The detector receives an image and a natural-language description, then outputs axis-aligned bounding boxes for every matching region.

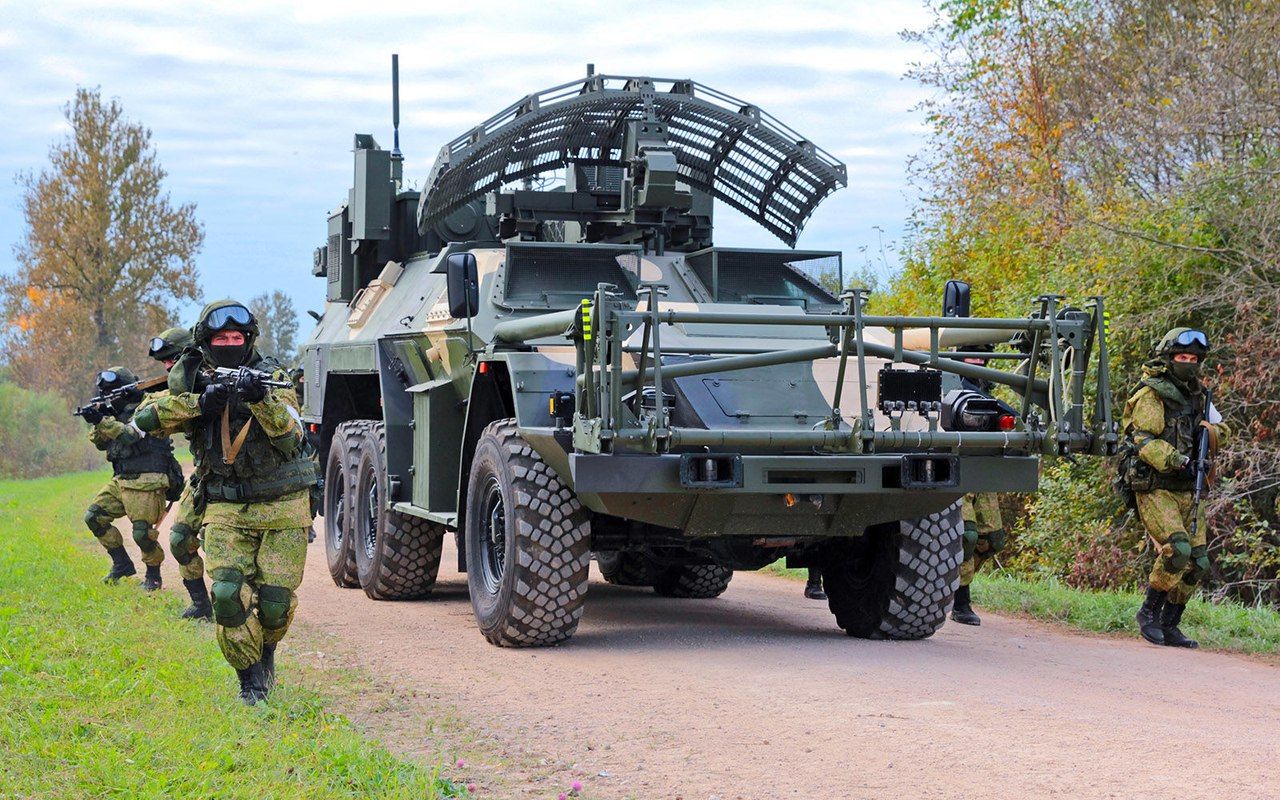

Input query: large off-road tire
[465,420,590,647]
[820,501,964,640]
[652,564,733,598]
[351,421,445,600]
[595,550,657,587]
[322,423,360,588]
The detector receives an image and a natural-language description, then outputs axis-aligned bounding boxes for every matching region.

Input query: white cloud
[0,0,935,324]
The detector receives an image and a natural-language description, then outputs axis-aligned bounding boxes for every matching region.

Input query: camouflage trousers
[204,524,308,670]
[1136,488,1207,605]
[168,483,205,582]
[959,492,1006,587]
[84,474,169,567]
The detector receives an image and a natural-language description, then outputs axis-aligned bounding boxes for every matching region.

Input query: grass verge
[0,469,462,799]
[761,559,1280,654]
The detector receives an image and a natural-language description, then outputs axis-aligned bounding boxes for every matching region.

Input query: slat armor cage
[417,74,849,247]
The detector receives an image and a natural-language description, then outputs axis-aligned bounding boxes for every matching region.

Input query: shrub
[0,380,98,478]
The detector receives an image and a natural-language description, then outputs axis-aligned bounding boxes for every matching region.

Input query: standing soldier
[149,327,212,620]
[135,301,317,703]
[1122,328,1228,648]
[81,367,178,589]
[951,493,1006,625]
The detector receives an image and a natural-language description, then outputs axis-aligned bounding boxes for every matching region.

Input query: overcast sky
[0,0,934,327]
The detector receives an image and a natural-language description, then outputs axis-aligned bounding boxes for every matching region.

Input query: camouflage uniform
[83,367,178,588]
[149,325,211,619]
[136,300,317,703]
[1122,327,1229,648]
[951,493,1006,625]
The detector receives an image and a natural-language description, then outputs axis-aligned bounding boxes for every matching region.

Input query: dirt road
[161,522,1280,799]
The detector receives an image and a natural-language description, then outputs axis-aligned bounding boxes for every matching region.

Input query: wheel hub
[362,472,378,559]
[478,476,507,594]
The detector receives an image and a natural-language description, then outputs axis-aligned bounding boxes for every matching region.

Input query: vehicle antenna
[391,53,403,188]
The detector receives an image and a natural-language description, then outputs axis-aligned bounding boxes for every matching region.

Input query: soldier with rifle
[78,367,182,589]
[148,327,212,620]
[134,301,318,704]
[1121,327,1228,648]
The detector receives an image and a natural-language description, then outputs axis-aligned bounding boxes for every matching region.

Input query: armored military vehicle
[302,59,1116,646]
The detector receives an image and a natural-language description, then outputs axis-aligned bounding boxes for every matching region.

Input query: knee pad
[962,523,978,560]
[210,568,248,626]
[131,520,158,552]
[984,529,1008,554]
[1182,545,1209,586]
[1162,533,1192,573]
[84,505,112,537]
[169,523,197,565]
[257,585,293,630]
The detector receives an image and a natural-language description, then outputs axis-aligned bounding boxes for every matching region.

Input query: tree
[248,290,300,364]
[1,88,203,401]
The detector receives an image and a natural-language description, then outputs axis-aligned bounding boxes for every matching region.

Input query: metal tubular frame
[508,285,1118,457]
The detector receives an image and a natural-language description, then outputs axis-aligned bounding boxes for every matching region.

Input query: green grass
[970,572,1280,654]
[0,469,462,799]
[761,559,1280,654]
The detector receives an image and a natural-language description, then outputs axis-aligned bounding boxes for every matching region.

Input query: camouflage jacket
[1121,363,1230,491]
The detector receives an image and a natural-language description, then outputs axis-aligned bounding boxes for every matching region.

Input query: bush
[0,380,97,478]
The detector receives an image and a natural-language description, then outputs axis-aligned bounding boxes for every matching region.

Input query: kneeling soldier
[1122,327,1229,648]
[135,301,317,703]
[81,367,178,589]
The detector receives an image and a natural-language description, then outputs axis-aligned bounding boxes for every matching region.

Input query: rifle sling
[221,403,255,465]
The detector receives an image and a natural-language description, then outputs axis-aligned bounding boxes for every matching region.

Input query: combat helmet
[149,326,194,363]
[1153,327,1209,357]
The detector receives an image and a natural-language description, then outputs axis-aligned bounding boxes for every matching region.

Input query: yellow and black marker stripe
[580,298,593,341]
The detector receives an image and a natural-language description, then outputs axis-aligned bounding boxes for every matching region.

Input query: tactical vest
[190,356,319,504]
[1124,375,1203,492]
[107,404,178,478]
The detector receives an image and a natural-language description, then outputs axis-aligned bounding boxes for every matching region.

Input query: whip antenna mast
[391,53,403,188]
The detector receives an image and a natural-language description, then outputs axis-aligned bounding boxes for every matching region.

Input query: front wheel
[322,423,360,588]
[465,420,590,647]
[820,501,963,640]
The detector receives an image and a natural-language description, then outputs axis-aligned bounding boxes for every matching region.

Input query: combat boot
[804,570,826,601]
[951,584,981,626]
[142,564,162,592]
[103,546,136,584]
[236,662,270,705]
[1136,587,1166,645]
[262,642,277,688]
[1159,602,1199,649]
[181,579,212,620]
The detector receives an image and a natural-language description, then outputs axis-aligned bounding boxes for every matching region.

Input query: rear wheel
[595,551,657,587]
[322,423,359,588]
[820,501,963,640]
[465,420,590,647]
[351,421,445,600]
[652,564,733,598]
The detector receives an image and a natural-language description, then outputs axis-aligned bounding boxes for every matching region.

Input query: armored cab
[302,61,1117,646]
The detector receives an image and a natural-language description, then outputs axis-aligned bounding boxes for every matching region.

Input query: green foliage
[0,380,97,479]
[0,470,459,799]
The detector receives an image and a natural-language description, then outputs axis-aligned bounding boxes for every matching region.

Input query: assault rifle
[1188,388,1215,543]
[73,375,167,418]
[208,366,292,390]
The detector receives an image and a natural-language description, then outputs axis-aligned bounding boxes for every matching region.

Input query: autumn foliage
[895,0,1280,603]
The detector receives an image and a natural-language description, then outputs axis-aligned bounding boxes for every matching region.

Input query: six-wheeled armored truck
[302,62,1117,646]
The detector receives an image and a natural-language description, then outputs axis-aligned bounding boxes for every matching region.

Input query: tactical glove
[235,370,268,403]
[81,406,105,425]
[199,382,232,417]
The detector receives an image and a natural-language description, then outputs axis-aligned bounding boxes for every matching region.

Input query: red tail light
[997,414,1017,432]
[478,361,489,374]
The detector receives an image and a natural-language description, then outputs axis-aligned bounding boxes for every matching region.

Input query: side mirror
[446,252,479,319]
[942,279,971,318]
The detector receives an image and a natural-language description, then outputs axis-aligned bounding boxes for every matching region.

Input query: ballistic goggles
[1173,329,1209,349]
[204,304,254,331]
[97,370,118,386]
[148,337,171,357]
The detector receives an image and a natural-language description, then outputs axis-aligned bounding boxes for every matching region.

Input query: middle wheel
[351,420,445,600]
